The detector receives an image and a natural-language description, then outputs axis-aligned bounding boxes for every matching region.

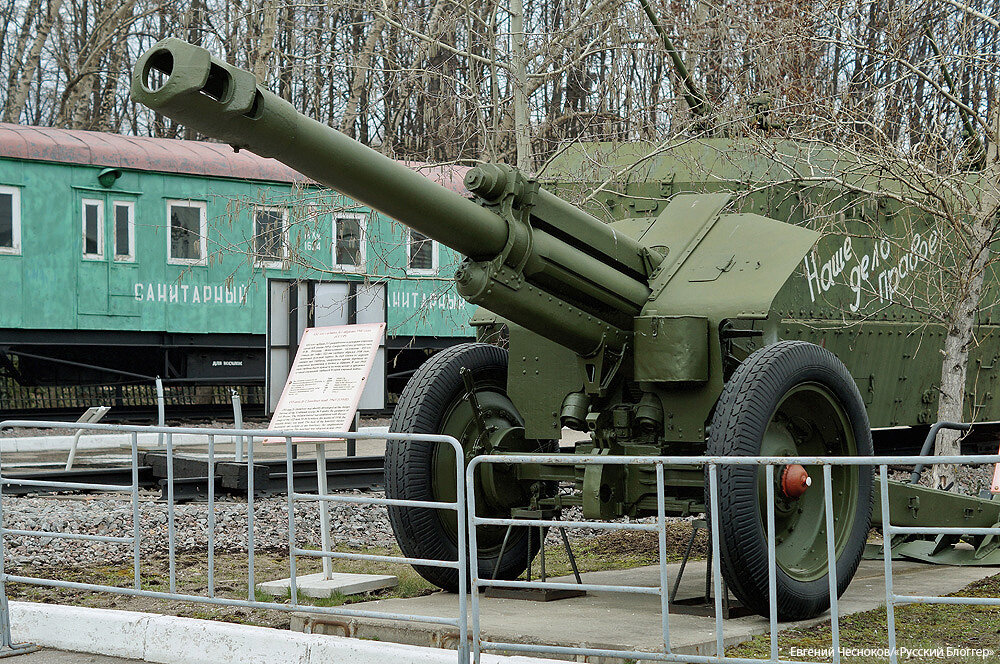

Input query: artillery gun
[131,39,1000,622]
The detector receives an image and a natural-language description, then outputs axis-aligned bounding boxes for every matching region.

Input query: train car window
[167,200,207,265]
[407,229,437,274]
[0,186,20,255]
[333,214,365,271]
[113,202,135,261]
[81,199,104,259]
[253,206,287,267]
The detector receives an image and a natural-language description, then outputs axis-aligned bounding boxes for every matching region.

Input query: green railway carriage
[0,123,475,414]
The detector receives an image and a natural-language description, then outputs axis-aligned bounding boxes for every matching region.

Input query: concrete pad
[9,601,563,664]
[292,559,999,661]
[257,572,398,598]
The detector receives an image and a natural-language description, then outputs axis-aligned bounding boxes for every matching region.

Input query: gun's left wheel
[385,342,554,591]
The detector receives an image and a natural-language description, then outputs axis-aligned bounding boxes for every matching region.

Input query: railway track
[0,403,267,424]
[2,453,384,502]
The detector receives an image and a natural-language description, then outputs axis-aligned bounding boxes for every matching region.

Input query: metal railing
[2,419,999,664]
[466,449,1000,664]
[0,421,468,662]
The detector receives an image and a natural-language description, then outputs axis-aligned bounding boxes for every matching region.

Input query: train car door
[76,192,139,317]
[312,280,387,411]
[266,278,387,415]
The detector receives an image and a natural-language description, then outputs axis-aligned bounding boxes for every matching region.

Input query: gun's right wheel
[707,341,873,621]
[385,342,553,591]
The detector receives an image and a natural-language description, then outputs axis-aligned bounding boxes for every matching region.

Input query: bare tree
[2,0,998,485]
[3,0,65,123]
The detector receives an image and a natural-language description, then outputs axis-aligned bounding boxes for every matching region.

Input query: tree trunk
[510,0,532,172]
[340,15,386,138]
[933,174,1000,488]
[56,0,135,129]
[2,0,45,122]
[252,0,278,83]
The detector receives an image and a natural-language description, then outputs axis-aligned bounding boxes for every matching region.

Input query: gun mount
[132,38,1000,624]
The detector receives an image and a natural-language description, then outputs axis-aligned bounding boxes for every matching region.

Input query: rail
[466,445,1000,664]
[0,421,468,662]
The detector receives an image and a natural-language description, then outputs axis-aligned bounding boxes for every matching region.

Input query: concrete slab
[10,601,562,664]
[257,572,398,598]
[0,434,390,468]
[291,559,999,661]
[0,427,391,453]
[12,650,147,663]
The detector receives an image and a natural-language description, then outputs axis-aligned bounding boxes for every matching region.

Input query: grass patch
[4,545,437,629]
[530,523,707,578]
[1,527,700,629]
[728,573,1000,663]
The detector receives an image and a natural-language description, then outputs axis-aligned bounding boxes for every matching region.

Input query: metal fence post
[765,464,778,662]
[285,436,299,607]
[467,457,481,664]
[247,433,256,602]
[655,462,671,655]
[881,464,898,664]
[155,377,165,449]
[0,445,38,656]
[166,433,176,594]
[232,390,245,462]
[131,432,141,591]
[207,434,216,598]
[707,463,724,657]
[823,464,840,664]
[455,438,469,664]
[316,441,333,580]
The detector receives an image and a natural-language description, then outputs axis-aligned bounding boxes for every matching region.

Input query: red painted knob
[781,464,812,499]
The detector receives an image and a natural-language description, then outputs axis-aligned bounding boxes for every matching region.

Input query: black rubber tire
[706,340,873,621]
[384,342,542,591]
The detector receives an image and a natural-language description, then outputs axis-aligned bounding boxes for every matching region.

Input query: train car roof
[0,123,470,193]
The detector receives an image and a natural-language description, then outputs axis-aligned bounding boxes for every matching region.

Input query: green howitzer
[132,39,1000,623]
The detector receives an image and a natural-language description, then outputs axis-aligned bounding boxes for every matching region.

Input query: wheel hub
[780,464,812,499]
[478,425,532,511]
[757,384,860,582]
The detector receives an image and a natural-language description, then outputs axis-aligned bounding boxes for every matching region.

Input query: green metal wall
[0,156,476,340]
[543,140,1000,428]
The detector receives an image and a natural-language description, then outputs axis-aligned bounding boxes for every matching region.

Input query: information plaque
[266,322,385,440]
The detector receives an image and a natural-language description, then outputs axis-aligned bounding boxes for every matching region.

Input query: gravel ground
[0,457,991,569]
[1,492,395,566]
[0,491,670,568]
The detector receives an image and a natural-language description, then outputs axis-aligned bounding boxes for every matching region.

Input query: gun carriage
[131,38,1000,622]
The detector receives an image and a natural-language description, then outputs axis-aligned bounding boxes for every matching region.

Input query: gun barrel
[131,38,508,260]
[133,39,660,357]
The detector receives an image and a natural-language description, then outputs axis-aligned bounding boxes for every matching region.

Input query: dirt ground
[3,528,702,630]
